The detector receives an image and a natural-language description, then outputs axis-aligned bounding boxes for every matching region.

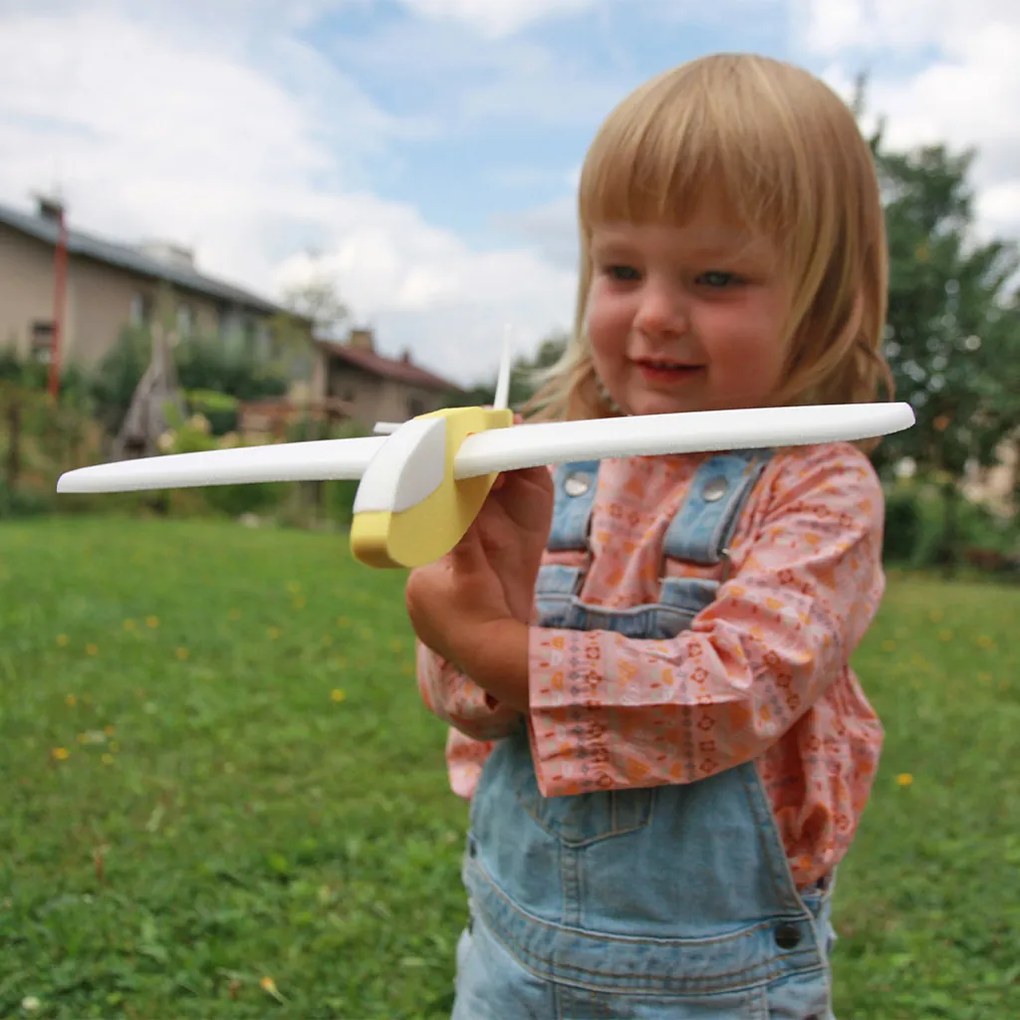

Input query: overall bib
[453,452,836,1020]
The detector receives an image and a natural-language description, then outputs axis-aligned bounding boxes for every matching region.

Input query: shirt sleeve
[416,641,522,741]
[527,445,885,797]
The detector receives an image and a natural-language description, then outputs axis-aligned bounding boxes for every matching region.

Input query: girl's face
[585,202,793,416]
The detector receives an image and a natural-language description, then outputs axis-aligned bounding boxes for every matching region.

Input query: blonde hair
[528,53,893,427]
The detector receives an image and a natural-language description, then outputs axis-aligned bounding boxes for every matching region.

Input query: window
[176,302,195,338]
[30,321,54,363]
[130,292,153,326]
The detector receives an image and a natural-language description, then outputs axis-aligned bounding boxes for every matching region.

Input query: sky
[1,0,1018,386]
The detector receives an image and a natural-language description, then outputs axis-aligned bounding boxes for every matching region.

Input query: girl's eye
[697,270,740,288]
[604,264,641,282]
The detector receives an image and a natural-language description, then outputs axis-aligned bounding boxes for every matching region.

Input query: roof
[0,199,285,315]
[319,339,462,393]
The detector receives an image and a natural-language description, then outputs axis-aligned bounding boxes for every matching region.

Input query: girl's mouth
[634,359,705,383]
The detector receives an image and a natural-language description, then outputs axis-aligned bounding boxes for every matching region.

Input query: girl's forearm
[457,618,530,714]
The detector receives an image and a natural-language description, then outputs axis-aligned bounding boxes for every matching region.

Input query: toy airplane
[57,337,914,569]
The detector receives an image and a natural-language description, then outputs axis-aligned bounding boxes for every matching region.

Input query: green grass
[1,518,1017,1019]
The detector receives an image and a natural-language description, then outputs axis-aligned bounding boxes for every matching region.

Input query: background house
[0,197,462,434]
[0,196,305,370]
[311,327,462,427]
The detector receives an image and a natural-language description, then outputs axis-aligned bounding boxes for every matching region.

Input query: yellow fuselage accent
[350,406,514,569]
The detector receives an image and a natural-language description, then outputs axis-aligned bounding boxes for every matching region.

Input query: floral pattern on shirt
[417,442,885,887]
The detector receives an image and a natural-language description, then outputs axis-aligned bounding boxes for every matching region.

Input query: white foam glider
[57,340,914,568]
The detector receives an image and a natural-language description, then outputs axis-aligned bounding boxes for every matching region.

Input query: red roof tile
[319,341,462,392]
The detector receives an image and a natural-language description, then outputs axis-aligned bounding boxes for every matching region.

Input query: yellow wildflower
[896,773,914,788]
[85,643,99,656]
[56,634,70,647]
[259,976,285,1003]
[175,647,190,661]
[65,694,77,707]
[330,689,347,703]
[51,747,70,761]
[146,616,159,629]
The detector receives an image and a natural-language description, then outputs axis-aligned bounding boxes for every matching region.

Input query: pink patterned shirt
[417,442,885,888]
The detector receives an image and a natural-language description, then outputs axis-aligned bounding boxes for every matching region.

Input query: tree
[871,141,1019,563]
[452,331,569,409]
[271,277,349,386]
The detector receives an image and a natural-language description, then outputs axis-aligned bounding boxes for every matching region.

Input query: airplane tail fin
[493,325,512,410]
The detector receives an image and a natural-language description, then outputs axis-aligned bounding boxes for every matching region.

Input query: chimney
[36,195,65,222]
[348,327,375,351]
[400,348,412,363]
[140,241,196,270]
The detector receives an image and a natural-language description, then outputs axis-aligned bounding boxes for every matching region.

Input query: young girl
[407,52,892,1019]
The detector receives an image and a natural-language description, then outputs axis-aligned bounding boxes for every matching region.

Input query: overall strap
[546,460,600,551]
[535,460,600,602]
[662,449,772,571]
[534,451,773,636]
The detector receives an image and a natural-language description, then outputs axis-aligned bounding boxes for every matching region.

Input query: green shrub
[322,478,361,525]
[883,479,1018,571]
[175,336,288,401]
[158,412,286,519]
[0,479,52,518]
[883,485,924,563]
[184,389,239,436]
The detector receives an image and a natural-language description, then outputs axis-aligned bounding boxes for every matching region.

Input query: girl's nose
[634,280,687,339]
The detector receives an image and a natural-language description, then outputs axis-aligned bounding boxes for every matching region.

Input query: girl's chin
[620,394,709,417]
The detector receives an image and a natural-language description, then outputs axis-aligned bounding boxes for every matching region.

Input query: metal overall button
[701,475,729,502]
[564,471,591,497]
[774,923,802,950]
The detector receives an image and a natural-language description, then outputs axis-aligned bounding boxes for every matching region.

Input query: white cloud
[397,0,595,38]
[794,0,1020,240]
[796,0,1019,55]
[0,7,575,382]
[275,196,575,381]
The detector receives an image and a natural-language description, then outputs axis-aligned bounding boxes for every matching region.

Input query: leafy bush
[0,344,95,411]
[184,389,239,436]
[883,486,924,563]
[175,336,288,401]
[883,479,1018,572]
[90,325,152,434]
[0,479,52,518]
[160,411,286,518]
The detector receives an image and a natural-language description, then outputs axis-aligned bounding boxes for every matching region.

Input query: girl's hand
[405,465,553,711]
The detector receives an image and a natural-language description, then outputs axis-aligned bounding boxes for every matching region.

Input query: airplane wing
[346,401,912,567]
[56,402,913,495]
[451,402,915,478]
[56,435,386,493]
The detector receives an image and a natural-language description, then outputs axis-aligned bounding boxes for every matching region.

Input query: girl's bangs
[578,78,796,243]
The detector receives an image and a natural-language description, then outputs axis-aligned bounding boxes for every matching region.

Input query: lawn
[0,516,1016,1019]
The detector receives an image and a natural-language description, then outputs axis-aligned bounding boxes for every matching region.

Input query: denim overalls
[453,452,837,1020]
